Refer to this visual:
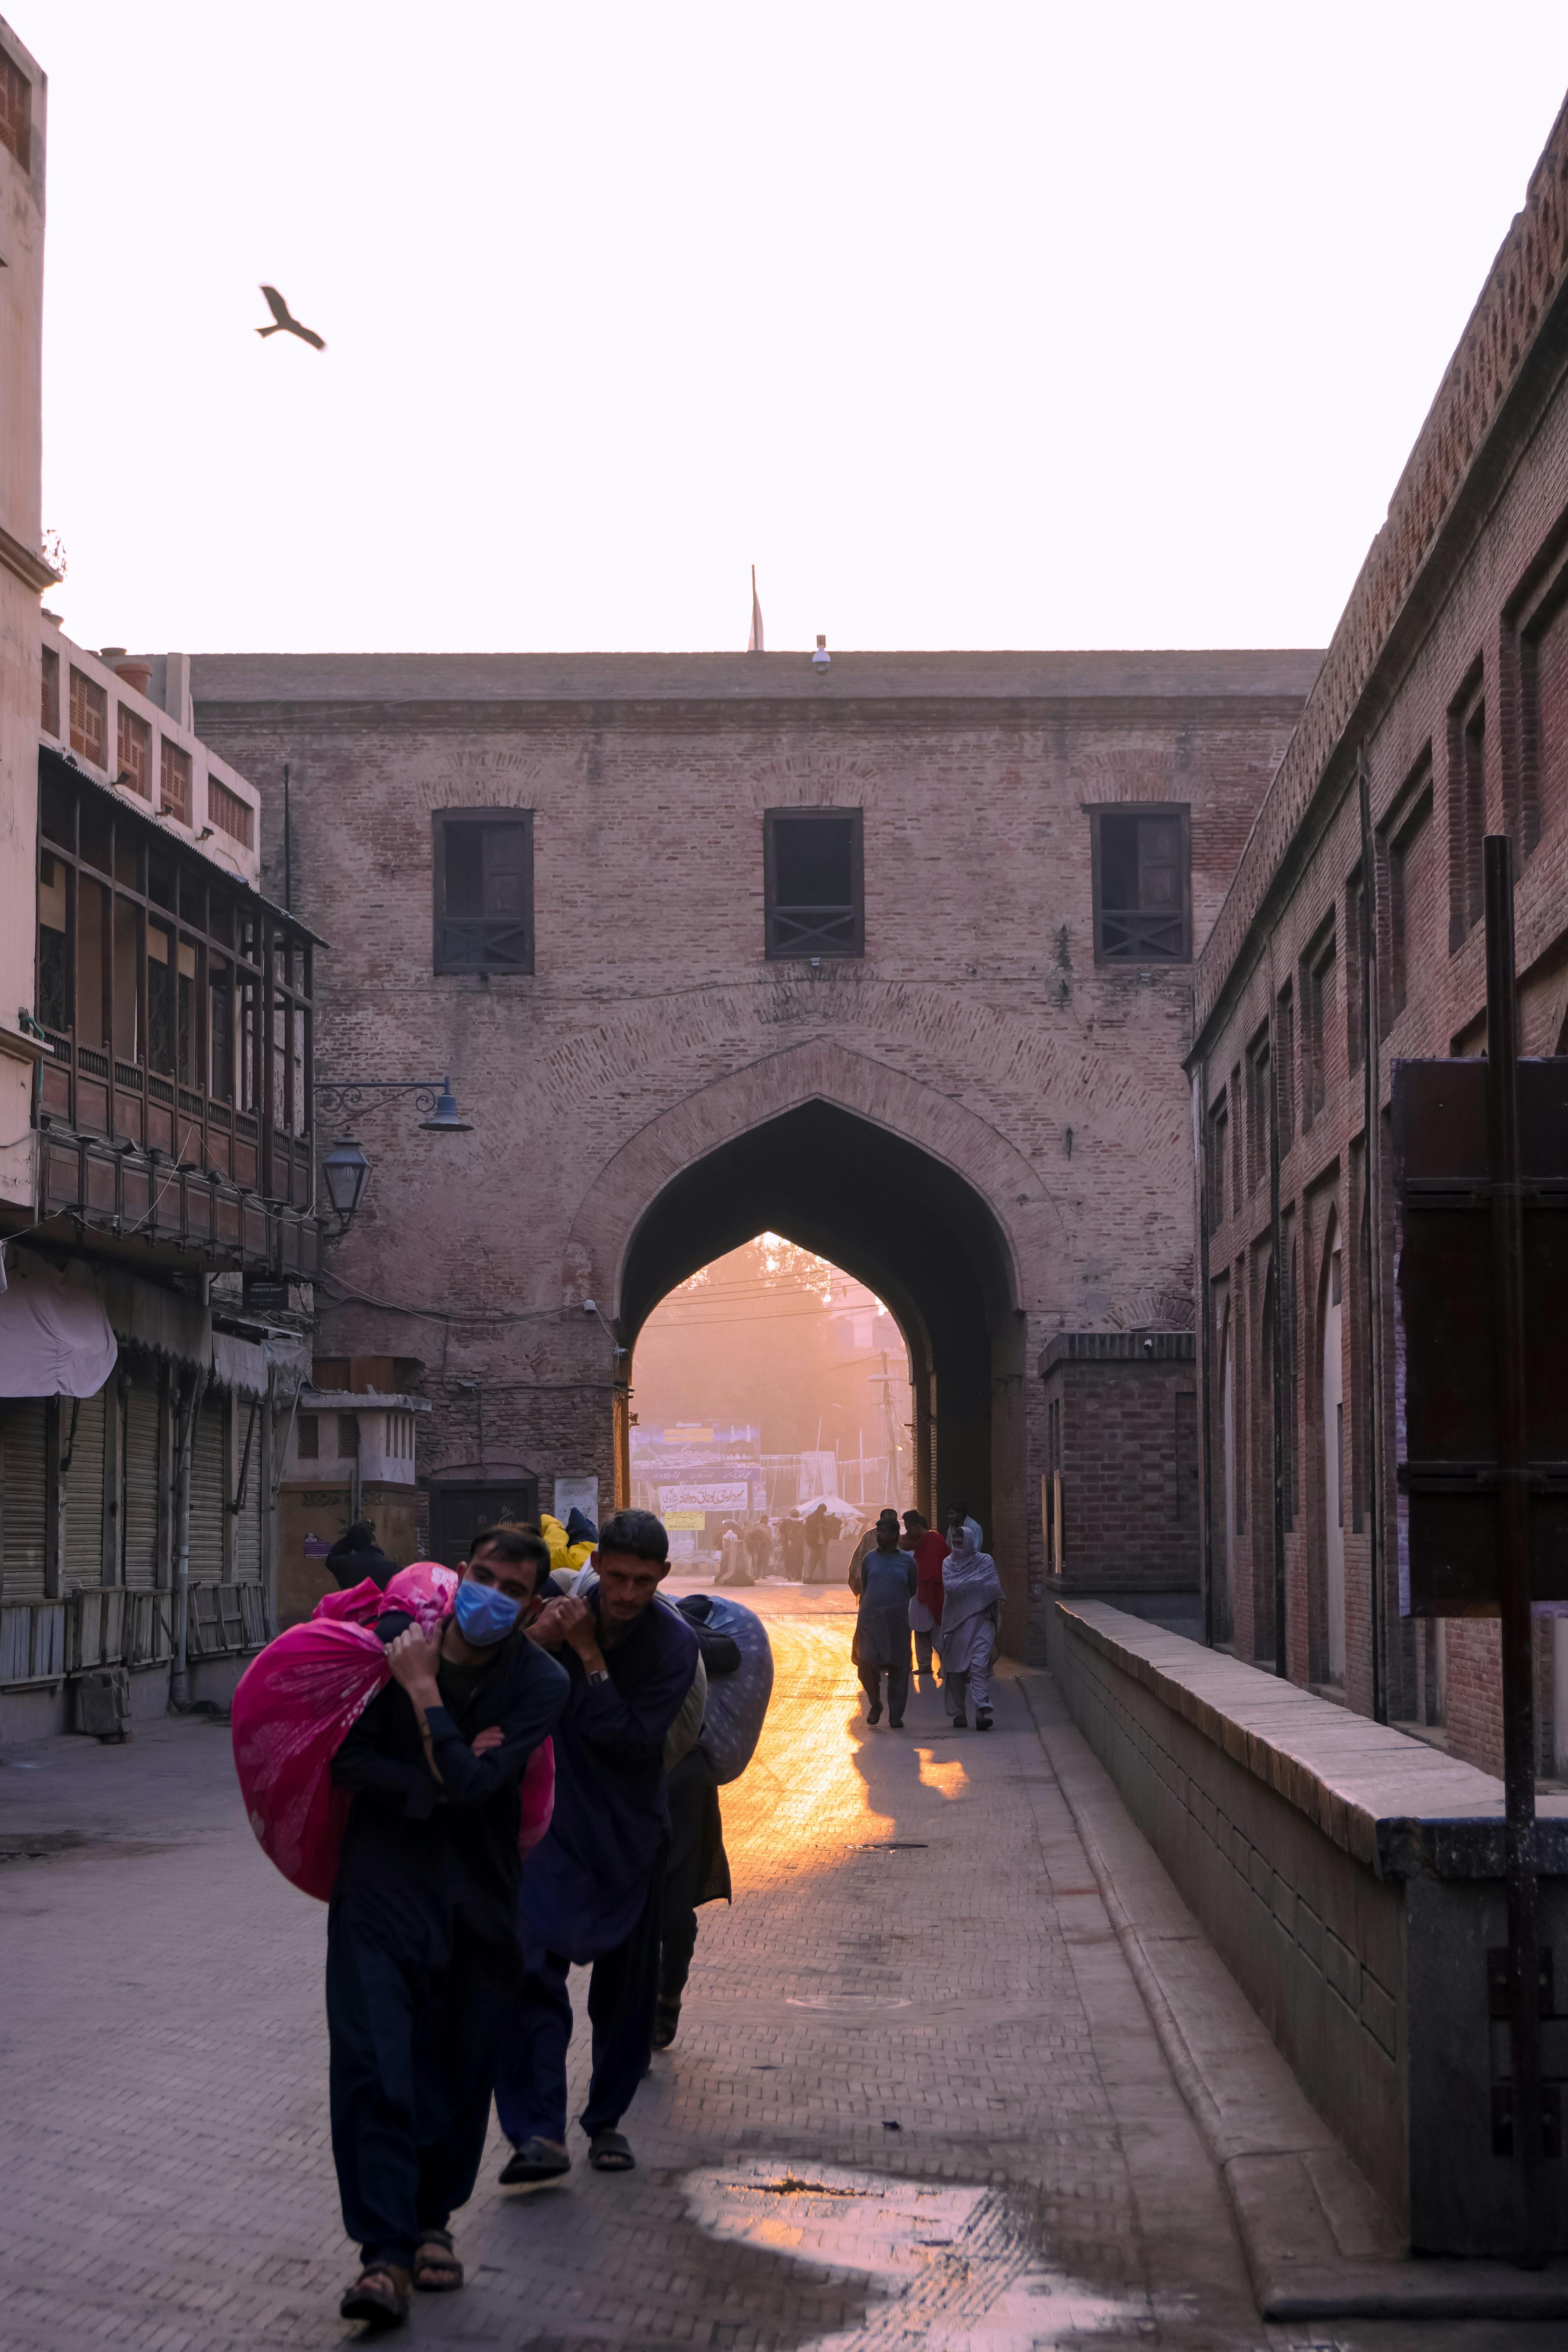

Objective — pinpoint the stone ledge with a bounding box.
[1054,1597,1568,1880]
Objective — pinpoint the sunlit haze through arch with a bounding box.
[630,1236,915,1554]
[26,0,1568,657]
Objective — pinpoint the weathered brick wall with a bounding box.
[193,653,1312,1655]
[1191,94,1568,1770]
[1042,1335,1198,1591]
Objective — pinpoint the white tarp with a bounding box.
[0,1252,118,1398]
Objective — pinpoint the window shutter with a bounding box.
[63,1386,108,1590]
[190,1395,226,1582]
[123,1377,161,1587]
[2,1400,48,1601]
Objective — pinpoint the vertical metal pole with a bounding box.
[1269,988,1288,1676]
[1195,1064,1216,1649]
[1483,832,1547,2265]
[1357,757,1388,1723]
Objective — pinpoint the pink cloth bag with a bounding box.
[232,1562,554,1901]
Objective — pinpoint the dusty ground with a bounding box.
[0,1579,1543,2350]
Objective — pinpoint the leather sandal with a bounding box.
[588,2128,636,2170]
[413,2229,463,2291]
[340,2263,411,2328]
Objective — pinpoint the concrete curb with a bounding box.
[1014,1668,1568,2319]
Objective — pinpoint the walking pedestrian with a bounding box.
[743,1516,773,1580]
[852,1508,917,1727]
[494,1509,698,2183]
[938,1515,1003,1731]
[325,1527,568,2329]
[802,1503,831,1583]
[779,1511,805,1581]
[904,1510,949,1682]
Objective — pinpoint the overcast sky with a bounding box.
[25,3,1568,657]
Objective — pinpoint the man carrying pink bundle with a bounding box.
[327,1527,567,2330]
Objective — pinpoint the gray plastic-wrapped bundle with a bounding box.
[677,1593,773,1785]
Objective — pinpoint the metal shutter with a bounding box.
[233,1397,262,1584]
[123,1377,161,1587]
[189,1394,226,1584]
[63,1386,107,1590]
[2,1400,48,1602]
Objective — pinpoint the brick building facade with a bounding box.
[1189,95,1568,1775]
[190,650,1317,1658]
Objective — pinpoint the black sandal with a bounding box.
[499,2135,571,2186]
[651,1995,680,2051]
[340,2264,411,2329]
[413,2229,463,2292]
[588,2128,636,2171]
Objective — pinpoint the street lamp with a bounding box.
[313,1073,473,1233]
[321,1133,372,1226]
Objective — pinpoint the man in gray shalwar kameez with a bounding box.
[852,1510,917,1727]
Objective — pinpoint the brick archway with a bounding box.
[563,1038,1041,1320]
[564,1041,1035,1542]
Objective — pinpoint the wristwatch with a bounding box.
[587,1666,610,1686]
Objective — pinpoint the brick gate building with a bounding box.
[190,649,1317,1655]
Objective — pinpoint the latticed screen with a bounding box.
[433,811,534,973]
[208,777,254,846]
[160,740,192,822]
[1094,809,1189,961]
[764,808,864,958]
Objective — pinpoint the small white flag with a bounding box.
[747,564,764,654]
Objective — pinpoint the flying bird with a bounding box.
[256,285,325,350]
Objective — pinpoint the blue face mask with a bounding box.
[453,1576,522,1646]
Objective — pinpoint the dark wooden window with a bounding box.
[1275,984,1295,1153]
[117,705,151,799]
[433,810,534,974]
[1090,805,1191,962]
[1246,1028,1270,1194]
[1447,667,1486,946]
[69,667,108,768]
[1517,558,1568,857]
[297,1414,319,1461]
[1207,1094,1228,1230]
[1228,1062,1243,1208]
[337,1414,361,1461]
[160,740,191,823]
[764,808,864,958]
[33,751,312,1205]
[1388,783,1434,1020]
[1300,922,1335,1130]
[40,644,59,737]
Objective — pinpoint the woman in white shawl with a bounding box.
[938,1516,1002,1730]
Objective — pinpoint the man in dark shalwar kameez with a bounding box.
[327,1527,568,2330]
[494,1508,698,2180]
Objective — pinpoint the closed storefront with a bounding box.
[1,1400,48,1602]
[189,1392,226,1582]
[232,1394,263,1584]
[122,1371,162,1587]
[62,1385,107,1591]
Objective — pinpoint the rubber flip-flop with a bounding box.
[589,2129,636,2171]
[499,2137,571,2186]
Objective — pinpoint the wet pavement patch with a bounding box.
[682,2158,1149,2349]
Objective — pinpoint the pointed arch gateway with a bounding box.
[564,1042,1035,1549]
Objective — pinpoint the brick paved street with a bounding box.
[0,1585,1533,2352]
